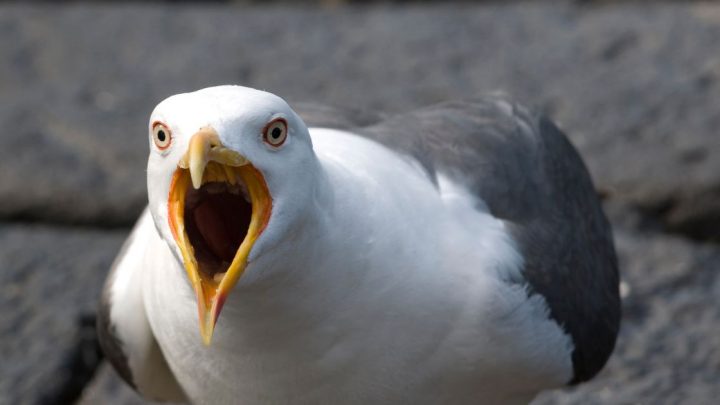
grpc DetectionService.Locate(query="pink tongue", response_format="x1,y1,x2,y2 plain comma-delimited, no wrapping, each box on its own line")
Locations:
193,200,235,262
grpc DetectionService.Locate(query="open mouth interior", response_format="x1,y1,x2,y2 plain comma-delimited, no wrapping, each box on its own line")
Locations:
184,177,252,283
168,158,273,294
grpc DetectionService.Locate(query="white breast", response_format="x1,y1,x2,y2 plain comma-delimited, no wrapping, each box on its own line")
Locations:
142,128,574,404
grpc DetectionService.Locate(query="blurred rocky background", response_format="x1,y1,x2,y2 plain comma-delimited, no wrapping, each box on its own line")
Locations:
0,0,718,404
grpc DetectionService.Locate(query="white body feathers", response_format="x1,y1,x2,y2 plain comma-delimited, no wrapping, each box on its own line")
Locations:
117,128,574,404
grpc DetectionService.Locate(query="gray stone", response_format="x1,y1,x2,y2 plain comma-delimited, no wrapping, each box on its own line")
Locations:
0,224,126,404
0,3,718,236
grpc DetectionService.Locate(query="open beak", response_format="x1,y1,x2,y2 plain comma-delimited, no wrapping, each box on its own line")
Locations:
167,127,272,345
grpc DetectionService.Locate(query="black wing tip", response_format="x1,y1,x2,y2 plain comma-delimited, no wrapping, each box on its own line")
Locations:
96,291,136,389
568,311,621,385
511,111,622,386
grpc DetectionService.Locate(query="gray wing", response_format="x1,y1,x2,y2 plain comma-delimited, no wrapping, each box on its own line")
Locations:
315,95,620,385
97,209,187,401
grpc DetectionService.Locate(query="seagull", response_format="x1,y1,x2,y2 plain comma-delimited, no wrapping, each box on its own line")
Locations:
97,85,620,404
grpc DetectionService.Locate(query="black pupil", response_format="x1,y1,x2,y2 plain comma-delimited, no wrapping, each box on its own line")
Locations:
157,130,166,142
271,127,282,139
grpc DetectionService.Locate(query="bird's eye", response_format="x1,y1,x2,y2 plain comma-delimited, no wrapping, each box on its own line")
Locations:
262,118,288,147
152,122,172,150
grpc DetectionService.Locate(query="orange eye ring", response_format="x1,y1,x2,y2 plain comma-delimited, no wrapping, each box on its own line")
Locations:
152,122,172,150
262,118,288,148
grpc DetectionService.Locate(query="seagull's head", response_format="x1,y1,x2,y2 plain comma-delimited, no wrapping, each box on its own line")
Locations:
146,86,316,345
